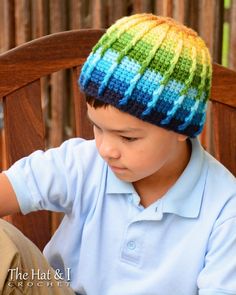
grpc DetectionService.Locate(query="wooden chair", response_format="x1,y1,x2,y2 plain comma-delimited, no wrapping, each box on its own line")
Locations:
0,29,104,250
210,64,236,175
0,29,235,251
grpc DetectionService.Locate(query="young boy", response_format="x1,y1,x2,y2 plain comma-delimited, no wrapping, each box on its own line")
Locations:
0,13,236,295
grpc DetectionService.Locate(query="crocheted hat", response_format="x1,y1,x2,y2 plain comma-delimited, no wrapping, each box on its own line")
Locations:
79,13,212,137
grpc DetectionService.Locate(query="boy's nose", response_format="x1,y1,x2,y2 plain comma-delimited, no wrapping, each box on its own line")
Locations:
98,138,120,160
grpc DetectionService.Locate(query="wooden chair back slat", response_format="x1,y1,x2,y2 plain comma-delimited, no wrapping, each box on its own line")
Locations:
4,211,51,251
212,63,236,107
0,129,4,170
0,30,235,251
72,66,93,139
0,30,105,98
3,79,45,165
212,101,236,175
2,79,51,250
0,29,104,250
211,63,236,176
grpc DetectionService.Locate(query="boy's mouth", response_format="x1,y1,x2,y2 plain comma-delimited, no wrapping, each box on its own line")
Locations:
109,165,127,173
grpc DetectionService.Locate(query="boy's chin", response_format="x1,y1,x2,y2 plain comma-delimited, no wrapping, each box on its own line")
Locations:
112,171,141,183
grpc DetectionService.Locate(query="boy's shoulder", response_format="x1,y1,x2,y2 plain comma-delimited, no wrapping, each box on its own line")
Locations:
204,149,236,193
57,137,103,170
59,137,96,151
58,137,98,160
202,149,236,223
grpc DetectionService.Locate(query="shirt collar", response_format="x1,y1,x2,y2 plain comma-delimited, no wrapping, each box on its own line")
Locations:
106,138,208,219
161,138,208,218
106,165,135,194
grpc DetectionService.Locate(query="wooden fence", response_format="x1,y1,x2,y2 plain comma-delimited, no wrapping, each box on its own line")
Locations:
0,0,235,169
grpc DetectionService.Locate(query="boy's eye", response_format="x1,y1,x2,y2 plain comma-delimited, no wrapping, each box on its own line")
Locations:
121,136,137,142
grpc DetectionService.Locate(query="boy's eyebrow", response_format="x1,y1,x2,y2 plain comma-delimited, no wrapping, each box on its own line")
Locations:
86,113,143,133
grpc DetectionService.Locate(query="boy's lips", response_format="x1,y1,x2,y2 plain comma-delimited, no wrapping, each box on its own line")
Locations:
109,165,127,173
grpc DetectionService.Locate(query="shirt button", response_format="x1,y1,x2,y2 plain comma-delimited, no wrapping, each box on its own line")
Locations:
127,241,136,250
128,196,133,202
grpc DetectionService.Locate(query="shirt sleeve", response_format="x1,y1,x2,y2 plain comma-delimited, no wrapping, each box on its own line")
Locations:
3,138,85,215
197,214,236,295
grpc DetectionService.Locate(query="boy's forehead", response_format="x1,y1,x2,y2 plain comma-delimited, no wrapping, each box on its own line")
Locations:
86,103,175,137
86,103,150,132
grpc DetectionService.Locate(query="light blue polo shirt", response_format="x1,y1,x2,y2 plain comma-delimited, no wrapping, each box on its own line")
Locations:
5,137,236,295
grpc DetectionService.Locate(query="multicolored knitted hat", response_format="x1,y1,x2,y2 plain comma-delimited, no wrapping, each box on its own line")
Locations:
79,13,212,137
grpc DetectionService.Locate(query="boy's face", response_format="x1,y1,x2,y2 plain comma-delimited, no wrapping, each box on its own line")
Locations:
87,104,187,183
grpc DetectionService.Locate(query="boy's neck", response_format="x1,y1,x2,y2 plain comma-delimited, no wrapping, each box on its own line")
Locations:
133,139,192,208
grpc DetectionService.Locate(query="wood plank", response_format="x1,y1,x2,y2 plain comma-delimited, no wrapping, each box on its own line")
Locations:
51,212,63,234
50,0,67,33
155,0,163,15
0,1,4,52
173,0,186,24
211,101,236,176
92,0,107,28
200,102,213,154
198,0,223,62
3,80,45,165
0,108,6,171
0,130,3,171
0,99,4,170
0,128,7,172
72,66,93,139
49,1,70,232
2,79,50,250
4,211,51,251
0,33,104,235
31,0,49,138
49,0,68,147
229,0,236,70
70,0,83,29
133,0,153,14
1,0,15,52
15,0,31,45
78,0,91,28
199,0,214,52
185,0,199,31
198,0,214,153
32,0,49,38
162,0,174,17
212,63,236,108
213,0,224,63
50,71,66,146
107,0,127,24
0,30,105,98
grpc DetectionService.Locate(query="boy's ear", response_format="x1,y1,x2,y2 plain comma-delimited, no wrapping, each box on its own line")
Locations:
177,134,188,142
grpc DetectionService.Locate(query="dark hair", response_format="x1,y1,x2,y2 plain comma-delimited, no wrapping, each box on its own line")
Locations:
85,94,109,109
